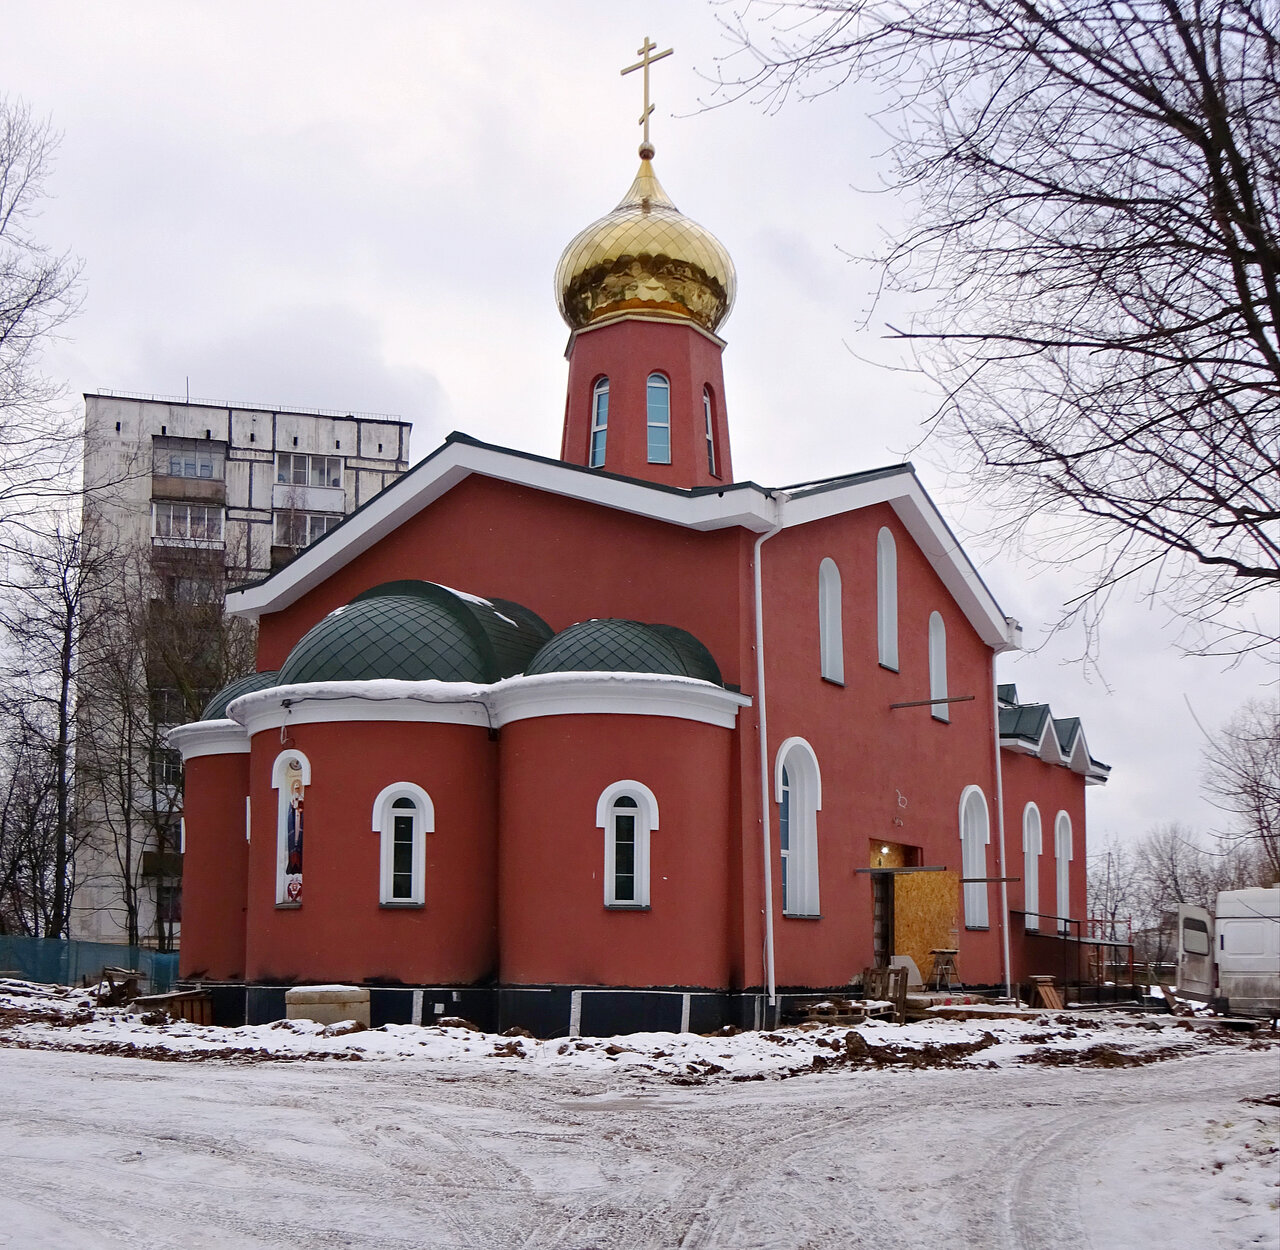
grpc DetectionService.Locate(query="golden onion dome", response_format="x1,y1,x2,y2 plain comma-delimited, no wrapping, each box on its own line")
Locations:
555,154,736,334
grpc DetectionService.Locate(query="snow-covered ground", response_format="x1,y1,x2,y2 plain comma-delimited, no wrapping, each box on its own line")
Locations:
1,979,1276,1248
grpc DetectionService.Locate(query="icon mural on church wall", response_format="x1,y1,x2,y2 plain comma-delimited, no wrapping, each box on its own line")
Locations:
284,758,304,902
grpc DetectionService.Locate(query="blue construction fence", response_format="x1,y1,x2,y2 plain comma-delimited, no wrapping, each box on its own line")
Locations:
0,935,179,992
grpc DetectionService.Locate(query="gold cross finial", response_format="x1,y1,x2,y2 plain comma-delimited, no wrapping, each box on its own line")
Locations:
621,35,673,158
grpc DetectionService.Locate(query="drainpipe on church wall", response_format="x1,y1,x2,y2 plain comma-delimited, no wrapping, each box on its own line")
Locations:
752,500,784,1019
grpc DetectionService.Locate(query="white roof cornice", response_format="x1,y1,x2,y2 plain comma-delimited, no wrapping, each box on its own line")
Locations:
226,433,1014,651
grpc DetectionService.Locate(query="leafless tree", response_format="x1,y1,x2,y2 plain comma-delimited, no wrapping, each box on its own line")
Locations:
1201,698,1280,881
0,97,82,540
1086,835,1140,942
715,0,1279,653
0,521,107,935
1123,820,1264,963
76,537,255,948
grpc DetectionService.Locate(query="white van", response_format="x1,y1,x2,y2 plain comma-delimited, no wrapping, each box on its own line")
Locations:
1177,886,1280,1017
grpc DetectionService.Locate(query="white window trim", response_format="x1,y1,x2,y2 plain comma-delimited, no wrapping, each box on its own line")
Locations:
372,782,434,906
590,377,609,468
276,452,344,489
775,737,822,917
151,500,225,549
959,784,990,928
703,387,717,477
646,373,671,465
596,780,658,908
929,611,949,722
1055,811,1073,934
271,749,311,905
1023,802,1042,930
876,527,899,671
818,558,844,685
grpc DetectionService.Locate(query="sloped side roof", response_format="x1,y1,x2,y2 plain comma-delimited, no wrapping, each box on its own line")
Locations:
998,685,1109,783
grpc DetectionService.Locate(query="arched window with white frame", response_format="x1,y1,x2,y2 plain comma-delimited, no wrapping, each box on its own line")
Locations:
1023,803,1042,930
877,527,898,670
959,785,990,928
272,749,311,905
775,738,822,917
818,558,844,684
1055,811,1073,933
703,386,717,476
596,781,659,908
929,611,949,722
589,377,609,468
646,373,671,463
372,782,434,906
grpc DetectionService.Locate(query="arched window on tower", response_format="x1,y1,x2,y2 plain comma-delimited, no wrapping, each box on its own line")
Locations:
1023,803,1042,930
876,528,898,670
818,557,844,684
959,785,991,927
929,611,949,722
646,373,671,464
589,377,609,468
703,386,717,476
776,738,822,917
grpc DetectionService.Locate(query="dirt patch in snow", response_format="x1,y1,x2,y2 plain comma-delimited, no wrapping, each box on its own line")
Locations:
1019,1042,1191,1068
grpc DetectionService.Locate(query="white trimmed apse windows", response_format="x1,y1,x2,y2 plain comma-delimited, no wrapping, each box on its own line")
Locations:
372,783,434,905
596,781,659,908
590,377,609,468
929,611,949,721
818,558,844,684
1055,812,1073,933
959,785,990,927
775,738,822,917
272,750,311,905
1023,803,1042,930
646,373,671,464
876,528,898,670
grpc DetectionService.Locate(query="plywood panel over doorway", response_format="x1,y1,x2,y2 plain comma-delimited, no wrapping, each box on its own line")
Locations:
896,871,960,984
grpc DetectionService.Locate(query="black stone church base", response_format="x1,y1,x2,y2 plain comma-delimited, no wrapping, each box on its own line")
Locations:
179,980,814,1038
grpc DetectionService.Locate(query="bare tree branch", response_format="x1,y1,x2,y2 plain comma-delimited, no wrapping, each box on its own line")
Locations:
713,0,1280,652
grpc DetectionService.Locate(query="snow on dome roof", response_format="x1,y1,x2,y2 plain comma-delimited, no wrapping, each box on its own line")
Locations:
525,619,722,685
277,581,551,687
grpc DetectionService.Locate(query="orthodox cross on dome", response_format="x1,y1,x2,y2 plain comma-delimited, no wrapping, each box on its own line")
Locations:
621,35,673,157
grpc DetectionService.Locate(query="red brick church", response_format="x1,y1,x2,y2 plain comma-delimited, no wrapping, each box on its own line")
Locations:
172,77,1107,1034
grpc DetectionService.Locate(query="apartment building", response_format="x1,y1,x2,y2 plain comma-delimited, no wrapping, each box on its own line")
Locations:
72,392,411,946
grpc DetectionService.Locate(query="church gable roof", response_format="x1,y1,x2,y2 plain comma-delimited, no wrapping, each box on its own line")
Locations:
997,683,1110,784
226,431,1016,652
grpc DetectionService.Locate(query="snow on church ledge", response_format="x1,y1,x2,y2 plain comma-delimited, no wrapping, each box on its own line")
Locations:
168,672,752,758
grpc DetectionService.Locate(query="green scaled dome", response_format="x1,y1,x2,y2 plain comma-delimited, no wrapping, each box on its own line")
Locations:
526,619,722,685
202,670,281,720
278,582,551,686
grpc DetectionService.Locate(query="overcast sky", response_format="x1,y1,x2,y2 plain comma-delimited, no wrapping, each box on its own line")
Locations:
2,1,1271,858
